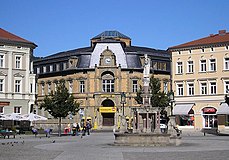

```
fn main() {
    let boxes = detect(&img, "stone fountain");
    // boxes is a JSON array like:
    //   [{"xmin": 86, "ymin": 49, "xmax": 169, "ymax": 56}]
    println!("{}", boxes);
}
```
[{"xmin": 114, "ymin": 54, "xmax": 181, "ymax": 146}]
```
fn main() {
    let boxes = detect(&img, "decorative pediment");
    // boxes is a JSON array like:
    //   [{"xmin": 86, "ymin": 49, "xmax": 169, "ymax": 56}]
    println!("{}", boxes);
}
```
[
  {"xmin": 0, "ymin": 71, "xmax": 7, "ymax": 76},
  {"xmin": 14, "ymin": 72, "xmax": 24, "ymax": 78}
]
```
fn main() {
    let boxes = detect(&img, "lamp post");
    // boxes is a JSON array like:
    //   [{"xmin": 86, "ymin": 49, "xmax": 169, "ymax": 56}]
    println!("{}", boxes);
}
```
[
  {"xmin": 121, "ymin": 92, "xmax": 126, "ymax": 116},
  {"xmin": 169, "ymin": 91, "xmax": 174, "ymax": 116},
  {"xmin": 120, "ymin": 92, "xmax": 127, "ymax": 133}
]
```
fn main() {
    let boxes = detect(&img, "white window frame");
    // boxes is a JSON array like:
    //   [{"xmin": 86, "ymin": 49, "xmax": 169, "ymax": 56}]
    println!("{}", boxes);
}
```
[
  {"xmin": 69, "ymin": 81, "xmax": 73, "ymax": 93},
  {"xmin": 80, "ymin": 81, "xmax": 85, "ymax": 93},
  {"xmin": 163, "ymin": 81, "xmax": 168, "ymax": 94},
  {"xmin": 0, "ymin": 79, "xmax": 4, "ymax": 92},
  {"xmin": 176, "ymin": 61, "xmax": 183, "ymax": 74},
  {"xmin": 15, "ymin": 56, "xmax": 21, "ymax": 69},
  {"xmin": 176, "ymin": 83, "xmax": 184, "ymax": 96},
  {"xmin": 41, "ymin": 83, "xmax": 45, "ymax": 95},
  {"xmin": 43, "ymin": 66, "xmax": 46, "ymax": 73},
  {"xmin": 36, "ymin": 67, "xmax": 40, "ymax": 74},
  {"xmin": 187, "ymin": 61, "xmax": 194, "ymax": 73},
  {"xmin": 15, "ymin": 80, "xmax": 21, "ymax": 93},
  {"xmin": 200, "ymin": 60, "xmax": 207, "ymax": 72},
  {"xmin": 48, "ymin": 83, "xmax": 51, "ymax": 94},
  {"xmin": 224, "ymin": 58, "xmax": 229, "ymax": 70},
  {"xmin": 50, "ymin": 65, "xmax": 53, "ymax": 72},
  {"xmin": 209, "ymin": 59, "xmax": 216, "ymax": 71},
  {"xmin": 187, "ymin": 82, "xmax": 194, "ymax": 96},
  {"xmin": 102, "ymin": 79, "xmax": 114, "ymax": 92},
  {"xmin": 209, "ymin": 81, "xmax": 216, "ymax": 95},
  {"xmin": 224, "ymin": 81, "xmax": 229, "ymax": 94},
  {"xmin": 14, "ymin": 106, "xmax": 21, "ymax": 114},
  {"xmin": 0, "ymin": 54, "xmax": 4, "ymax": 68},
  {"xmin": 200, "ymin": 82, "xmax": 207, "ymax": 95},
  {"xmin": 132, "ymin": 80, "xmax": 138, "ymax": 93}
]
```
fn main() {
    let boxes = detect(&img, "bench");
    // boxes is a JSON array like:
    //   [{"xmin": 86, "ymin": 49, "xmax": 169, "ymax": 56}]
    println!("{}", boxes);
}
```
[
  {"xmin": 0, "ymin": 130, "xmax": 16, "ymax": 139},
  {"xmin": 202, "ymin": 128, "xmax": 219, "ymax": 136}
]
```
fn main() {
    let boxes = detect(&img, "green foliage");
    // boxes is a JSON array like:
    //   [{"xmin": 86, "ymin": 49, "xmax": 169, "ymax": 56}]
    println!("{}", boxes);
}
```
[
  {"xmin": 135, "ymin": 76, "xmax": 170, "ymax": 109},
  {"xmin": 40, "ymin": 81, "xmax": 80, "ymax": 118}
]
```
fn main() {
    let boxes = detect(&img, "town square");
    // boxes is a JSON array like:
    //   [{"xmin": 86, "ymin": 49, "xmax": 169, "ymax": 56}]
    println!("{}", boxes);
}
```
[{"xmin": 1, "ymin": 0, "xmax": 229, "ymax": 159}]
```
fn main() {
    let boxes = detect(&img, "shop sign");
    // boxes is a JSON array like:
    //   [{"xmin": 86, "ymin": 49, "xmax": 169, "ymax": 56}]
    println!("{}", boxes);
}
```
[
  {"xmin": 99, "ymin": 107, "xmax": 116, "ymax": 113},
  {"xmin": 0, "ymin": 102, "xmax": 10, "ymax": 106},
  {"xmin": 203, "ymin": 108, "xmax": 216, "ymax": 113},
  {"xmin": 101, "ymin": 95, "xmax": 115, "ymax": 98}
]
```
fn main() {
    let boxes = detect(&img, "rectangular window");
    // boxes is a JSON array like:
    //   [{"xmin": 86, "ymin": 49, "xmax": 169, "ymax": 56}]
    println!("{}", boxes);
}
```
[
  {"xmin": 15, "ymin": 80, "xmax": 21, "ymax": 93},
  {"xmin": 37, "ymin": 67, "xmax": 40, "ymax": 74},
  {"xmin": 69, "ymin": 81, "xmax": 73, "ymax": 93},
  {"xmin": 210, "ymin": 82, "xmax": 216, "ymax": 94},
  {"xmin": 201, "ymin": 48, "xmax": 205, "ymax": 53},
  {"xmin": 188, "ymin": 83, "xmax": 194, "ymax": 96},
  {"xmin": 209, "ymin": 59, "xmax": 216, "ymax": 71},
  {"xmin": 80, "ymin": 81, "xmax": 85, "ymax": 93},
  {"xmin": 200, "ymin": 60, "xmax": 206, "ymax": 72},
  {"xmin": 187, "ymin": 61, "xmax": 194, "ymax": 73},
  {"xmin": 0, "ymin": 107, "xmax": 3, "ymax": 114},
  {"xmin": 226, "ymin": 46, "xmax": 229, "ymax": 50},
  {"xmin": 177, "ymin": 62, "xmax": 183, "ymax": 74},
  {"xmin": 43, "ymin": 66, "xmax": 46, "ymax": 73},
  {"xmin": 224, "ymin": 58, "xmax": 229, "ymax": 70},
  {"xmin": 0, "ymin": 55, "xmax": 4, "ymax": 68},
  {"xmin": 211, "ymin": 47, "xmax": 214, "ymax": 52},
  {"xmin": 225, "ymin": 81, "xmax": 229, "ymax": 93},
  {"xmin": 201, "ymin": 82, "xmax": 207, "ymax": 95},
  {"xmin": 14, "ymin": 106, "xmax": 21, "ymax": 113},
  {"xmin": 48, "ymin": 83, "xmax": 51, "ymax": 94},
  {"xmin": 41, "ymin": 83, "xmax": 45, "ymax": 95},
  {"xmin": 177, "ymin": 84, "xmax": 183, "ymax": 96},
  {"xmin": 132, "ymin": 80, "xmax": 138, "ymax": 92},
  {"xmin": 102, "ymin": 80, "xmax": 114, "ymax": 92},
  {"xmin": 163, "ymin": 82, "xmax": 168, "ymax": 93},
  {"xmin": 30, "ymin": 83, "xmax": 33, "ymax": 93},
  {"xmin": 15, "ymin": 56, "xmax": 21, "ymax": 69},
  {"xmin": 50, "ymin": 65, "xmax": 53, "ymax": 72},
  {"xmin": 0, "ymin": 79, "xmax": 3, "ymax": 92}
]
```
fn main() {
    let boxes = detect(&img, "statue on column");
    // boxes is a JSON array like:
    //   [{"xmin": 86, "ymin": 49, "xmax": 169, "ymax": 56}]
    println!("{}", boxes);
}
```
[{"xmin": 143, "ymin": 54, "xmax": 150, "ymax": 93}]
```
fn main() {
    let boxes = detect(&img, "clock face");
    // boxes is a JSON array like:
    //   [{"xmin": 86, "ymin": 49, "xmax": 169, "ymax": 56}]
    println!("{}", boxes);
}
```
[{"xmin": 105, "ymin": 58, "xmax": 111, "ymax": 64}]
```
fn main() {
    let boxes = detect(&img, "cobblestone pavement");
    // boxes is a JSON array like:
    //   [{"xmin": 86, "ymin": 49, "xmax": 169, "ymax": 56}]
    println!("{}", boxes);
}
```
[{"xmin": 0, "ymin": 131, "xmax": 229, "ymax": 160}]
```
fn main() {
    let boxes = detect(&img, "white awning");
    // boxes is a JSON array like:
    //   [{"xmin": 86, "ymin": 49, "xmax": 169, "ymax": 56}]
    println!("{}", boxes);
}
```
[
  {"xmin": 173, "ymin": 103, "xmax": 194, "ymax": 115},
  {"xmin": 216, "ymin": 103, "xmax": 229, "ymax": 114}
]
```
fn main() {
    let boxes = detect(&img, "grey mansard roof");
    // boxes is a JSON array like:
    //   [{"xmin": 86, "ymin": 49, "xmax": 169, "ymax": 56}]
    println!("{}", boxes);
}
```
[{"xmin": 33, "ymin": 31, "xmax": 171, "ymax": 72}]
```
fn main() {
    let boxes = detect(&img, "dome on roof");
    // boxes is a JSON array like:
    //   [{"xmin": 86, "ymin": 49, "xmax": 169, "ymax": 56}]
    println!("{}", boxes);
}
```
[
  {"xmin": 92, "ymin": 30, "xmax": 130, "ymax": 39},
  {"xmin": 91, "ymin": 30, "xmax": 131, "ymax": 47}
]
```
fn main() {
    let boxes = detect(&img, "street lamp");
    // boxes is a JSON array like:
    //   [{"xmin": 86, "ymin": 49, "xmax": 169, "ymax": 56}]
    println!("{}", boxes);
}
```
[
  {"xmin": 168, "ymin": 91, "xmax": 174, "ymax": 116},
  {"xmin": 121, "ymin": 92, "xmax": 126, "ymax": 116}
]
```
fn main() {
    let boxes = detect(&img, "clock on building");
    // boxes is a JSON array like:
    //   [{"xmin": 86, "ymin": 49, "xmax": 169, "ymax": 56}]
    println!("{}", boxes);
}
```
[{"xmin": 105, "ymin": 58, "xmax": 111, "ymax": 64}]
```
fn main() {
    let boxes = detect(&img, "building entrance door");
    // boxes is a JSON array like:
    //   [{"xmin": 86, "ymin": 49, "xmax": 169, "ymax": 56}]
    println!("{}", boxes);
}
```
[
  {"xmin": 202, "ymin": 107, "xmax": 217, "ymax": 128},
  {"xmin": 102, "ymin": 113, "xmax": 114, "ymax": 126}
]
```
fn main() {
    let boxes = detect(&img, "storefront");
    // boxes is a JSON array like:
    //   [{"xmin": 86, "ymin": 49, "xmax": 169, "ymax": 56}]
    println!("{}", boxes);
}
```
[
  {"xmin": 202, "ymin": 107, "xmax": 217, "ymax": 128},
  {"xmin": 99, "ymin": 107, "xmax": 116, "ymax": 126}
]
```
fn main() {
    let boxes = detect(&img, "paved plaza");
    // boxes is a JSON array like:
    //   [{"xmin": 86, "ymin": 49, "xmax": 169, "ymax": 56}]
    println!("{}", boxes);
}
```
[{"xmin": 0, "ymin": 131, "xmax": 229, "ymax": 160}]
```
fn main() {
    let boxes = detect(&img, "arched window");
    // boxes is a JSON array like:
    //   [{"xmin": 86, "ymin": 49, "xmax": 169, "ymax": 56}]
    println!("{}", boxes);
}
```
[{"xmin": 101, "ymin": 71, "xmax": 114, "ymax": 92}]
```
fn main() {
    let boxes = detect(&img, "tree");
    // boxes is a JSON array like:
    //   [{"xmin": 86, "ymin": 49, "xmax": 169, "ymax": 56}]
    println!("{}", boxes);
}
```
[
  {"xmin": 135, "ymin": 76, "xmax": 170, "ymax": 112},
  {"xmin": 40, "ymin": 80, "xmax": 80, "ymax": 136}
]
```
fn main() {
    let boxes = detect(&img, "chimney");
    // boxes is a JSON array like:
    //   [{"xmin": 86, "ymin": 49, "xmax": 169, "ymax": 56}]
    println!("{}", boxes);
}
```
[
  {"xmin": 219, "ymin": 30, "xmax": 226, "ymax": 35},
  {"xmin": 209, "ymin": 34, "xmax": 214, "ymax": 37}
]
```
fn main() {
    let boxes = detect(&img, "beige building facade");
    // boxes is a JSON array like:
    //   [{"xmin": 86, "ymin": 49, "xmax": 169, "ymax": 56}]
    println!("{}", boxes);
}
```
[
  {"xmin": 34, "ymin": 31, "xmax": 171, "ymax": 130},
  {"xmin": 0, "ymin": 28, "xmax": 37, "ymax": 116},
  {"xmin": 169, "ymin": 30, "xmax": 229, "ymax": 131}
]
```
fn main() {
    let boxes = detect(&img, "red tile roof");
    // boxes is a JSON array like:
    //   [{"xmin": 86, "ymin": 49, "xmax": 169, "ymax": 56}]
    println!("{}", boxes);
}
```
[
  {"xmin": 0, "ymin": 28, "xmax": 36, "ymax": 47},
  {"xmin": 169, "ymin": 30, "xmax": 229, "ymax": 50}
]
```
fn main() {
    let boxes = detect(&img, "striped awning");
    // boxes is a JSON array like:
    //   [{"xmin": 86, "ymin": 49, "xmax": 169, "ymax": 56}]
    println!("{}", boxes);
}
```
[
  {"xmin": 216, "ymin": 103, "xmax": 229, "ymax": 114},
  {"xmin": 173, "ymin": 103, "xmax": 194, "ymax": 115}
]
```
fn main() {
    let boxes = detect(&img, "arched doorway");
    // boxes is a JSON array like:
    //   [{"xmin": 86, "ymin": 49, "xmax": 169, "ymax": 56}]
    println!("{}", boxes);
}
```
[
  {"xmin": 100, "ymin": 99, "xmax": 115, "ymax": 126},
  {"xmin": 202, "ymin": 107, "xmax": 217, "ymax": 128}
]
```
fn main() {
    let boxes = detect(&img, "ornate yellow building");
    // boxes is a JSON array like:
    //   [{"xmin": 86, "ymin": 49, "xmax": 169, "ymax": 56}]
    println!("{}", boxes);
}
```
[{"xmin": 34, "ymin": 31, "xmax": 171, "ymax": 130}]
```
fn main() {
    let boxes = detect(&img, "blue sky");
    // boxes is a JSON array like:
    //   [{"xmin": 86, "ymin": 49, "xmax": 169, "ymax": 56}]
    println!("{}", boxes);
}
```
[{"xmin": 1, "ymin": 0, "xmax": 229, "ymax": 57}]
